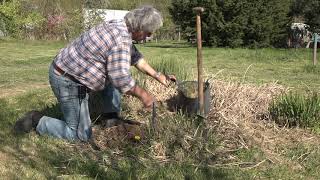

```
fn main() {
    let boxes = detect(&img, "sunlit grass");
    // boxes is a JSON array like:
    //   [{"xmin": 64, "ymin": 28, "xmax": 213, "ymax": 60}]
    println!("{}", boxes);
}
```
[
  {"xmin": 138, "ymin": 42, "xmax": 319, "ymax": 93},
  {"xmin": 1, "ymin": 40, "xmax": 320, "ymax": 179},
  {"xmin": 269, "ymin": 92, "xmax": 320, "ymax": 129}
]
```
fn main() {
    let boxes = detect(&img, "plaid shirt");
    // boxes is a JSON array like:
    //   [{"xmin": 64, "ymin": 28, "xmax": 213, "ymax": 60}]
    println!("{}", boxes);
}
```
[{"xmin": 53, "ymin": 20, "xmax": 143, "ymax": 93}]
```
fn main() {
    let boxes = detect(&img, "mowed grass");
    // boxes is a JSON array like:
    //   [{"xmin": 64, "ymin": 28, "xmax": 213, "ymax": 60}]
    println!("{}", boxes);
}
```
[
  {"xmin": 140, "ymin": 42, "xmax": 319, "ymax": 93},
  {"xmin": 0, "ymin": 39, "xmax": 320, "ymax": 179},
  {"xmin": 0, "ymin": 39, "xmax": 319, "ymax": 96},
  {"xmin": 0, "ymin": 40, "xmax": 63, "ymax": 96}
]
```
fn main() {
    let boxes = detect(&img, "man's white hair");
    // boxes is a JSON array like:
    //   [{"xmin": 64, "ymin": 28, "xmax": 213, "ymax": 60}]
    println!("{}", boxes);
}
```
[{"xmin": 124, "ymin": 6, "xmax": 163, "ymax": 33}]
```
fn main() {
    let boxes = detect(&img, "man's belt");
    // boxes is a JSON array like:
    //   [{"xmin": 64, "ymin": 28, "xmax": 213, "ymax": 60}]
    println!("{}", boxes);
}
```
[{"xmin": 53, "ymin": 63, "xmax": 82, "ymax": 84}]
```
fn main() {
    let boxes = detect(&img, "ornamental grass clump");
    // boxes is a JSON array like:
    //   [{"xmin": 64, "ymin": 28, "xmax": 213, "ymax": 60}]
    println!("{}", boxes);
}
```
[{"xmin": 269, "ymin": 92, "xmax": 320, "ymax": 129}]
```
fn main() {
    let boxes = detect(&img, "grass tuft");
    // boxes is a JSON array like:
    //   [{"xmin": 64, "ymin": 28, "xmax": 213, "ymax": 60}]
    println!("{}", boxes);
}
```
[{"xmin": 269, "ymin": 92, "xmax": 320, "ymax": 129}]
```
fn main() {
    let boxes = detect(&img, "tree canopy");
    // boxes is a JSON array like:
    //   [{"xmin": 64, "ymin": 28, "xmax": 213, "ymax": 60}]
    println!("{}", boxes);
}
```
[
  {"xmin": 170, "ymin": 0, "xmax": 292, "ymax": 47},
  {"xmin": 290, "ymin": 0, "xmax": 320, "ymax": 33},
  {"xmin": 1, "ymin": 0, "xmax": 319, "ymax": 45}
]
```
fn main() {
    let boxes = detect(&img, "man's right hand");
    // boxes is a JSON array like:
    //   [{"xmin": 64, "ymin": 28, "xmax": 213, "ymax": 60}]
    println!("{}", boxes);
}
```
[
  {"xmin": 126, "ymin": 85, "xmax": 154, "ymax": 109},
  {"xmin": 141, "ymin": 93, "xmax": 154, "ymax": 109}
]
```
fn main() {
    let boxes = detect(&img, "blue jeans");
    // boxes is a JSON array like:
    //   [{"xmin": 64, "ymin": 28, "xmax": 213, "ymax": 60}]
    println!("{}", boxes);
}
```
[{"xmin": 36, "ymin": 63, "xmax": 121, "ymax": 141}]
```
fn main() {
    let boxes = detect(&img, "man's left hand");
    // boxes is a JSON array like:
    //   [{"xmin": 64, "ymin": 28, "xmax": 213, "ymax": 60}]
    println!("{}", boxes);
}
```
[
  {"xmin": 165, "ymin": 74, "xmax": 176, "ymax": 85},
  {"xmin": 156, "ymin": 73, "xmax": 176, "ymax": 87}
]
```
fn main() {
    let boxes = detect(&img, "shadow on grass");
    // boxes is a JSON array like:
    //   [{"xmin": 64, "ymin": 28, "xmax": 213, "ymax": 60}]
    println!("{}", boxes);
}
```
[
  {"xmin": 0, "ymin": 91, "xmax": 231, "ymax": 179},
  {"xmin": 0, "ymin": 96, "xmax": 101, "ymax": 178}
]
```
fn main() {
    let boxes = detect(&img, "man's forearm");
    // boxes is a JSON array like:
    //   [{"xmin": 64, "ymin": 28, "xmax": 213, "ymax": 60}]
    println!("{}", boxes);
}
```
[
  {"xmin": 135, "ymin": 58, "xmax": 168, "ymax": 84},
  {"xmin": 126, "ymin": 85, "xmax": 146, "ymax": 98},
  {"xmin": 135, "ymin": 59, "xmax": 158, "ymax": 77},
  {"xmin": 126, "ymin": 85, "xmax": 153, "ymax": 107}
]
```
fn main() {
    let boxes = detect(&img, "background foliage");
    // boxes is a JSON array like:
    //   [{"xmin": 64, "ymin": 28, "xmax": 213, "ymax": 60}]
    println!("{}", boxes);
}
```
[
  {"xmin": 290, "ymin": 0, "xmax": 320, "ymax": 33},
  {"xmin": 0, "ymin": 0, "xmax": 44, "ymax": 38},
  {"xmin": 170, "ymin": 0, "xmax": 292, "ymax": 47},
  {"xmin": 0, "ymin": 0, "xmax": 319, "ymax": 47}
]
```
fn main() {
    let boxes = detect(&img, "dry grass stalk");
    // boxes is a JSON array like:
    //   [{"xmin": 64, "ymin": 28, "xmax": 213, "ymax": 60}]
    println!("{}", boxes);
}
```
[
  {"xmin": 150, "ymin": 141, "xmax": 167, "ymax": 161},
  {"xmin": 206, "ymin": 80, "xmax": 284, "ymax": 154},
  {"xmin": 89, "ymin": 77, "xmax": 320, "ymax": 169},
  {"xmin": 90, "ymin": 77, "xmax": 177, "ymax": 150},
  {"xmin": 207, "ymin": 79, "xmax": 320, "ymax": 167},
  {"xmin": 92, "ymin": 123, "xmax": 146, "ymax": 149}
]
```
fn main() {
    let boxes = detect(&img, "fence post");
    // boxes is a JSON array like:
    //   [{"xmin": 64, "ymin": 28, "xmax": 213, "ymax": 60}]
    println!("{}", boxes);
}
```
[{"xmin": 313, "ymin": 33, "xmax": 318, "ymax": 66}]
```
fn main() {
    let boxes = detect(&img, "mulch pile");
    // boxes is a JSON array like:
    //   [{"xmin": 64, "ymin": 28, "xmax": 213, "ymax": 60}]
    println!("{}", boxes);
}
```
[{"xmin": 88, "ymin": 77, "xmax": 320, "ymax": 169}]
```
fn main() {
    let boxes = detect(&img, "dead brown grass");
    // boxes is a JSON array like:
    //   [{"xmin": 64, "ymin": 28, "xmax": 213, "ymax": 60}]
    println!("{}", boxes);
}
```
[
  {"xmin": 91, "ymin": 77, "xmax": 320, "ymax": 169},
  {"xmin": 208, "ymin": 80, "xmax": 287, "ymax": 151},
  {"xmin": 91, "ymin": 78, "xmax": 177, "ymax": 151},
  {"xmin": 206, "ymin": 79, "xmax": 320, "ymax": 168}
]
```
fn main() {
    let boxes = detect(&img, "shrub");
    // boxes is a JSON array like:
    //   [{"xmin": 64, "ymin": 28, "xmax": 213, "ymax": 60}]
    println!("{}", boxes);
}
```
[
  {"xmin": 61, "ymin": 9, "xmax": 85, "ymax": 41},
  {"xmin": 0, "ymin": 0, "xmax": 45, "ymax": 38},
  {"xmin": 269, "ymin": 92, "xmax": 320, "ymax": 129}
]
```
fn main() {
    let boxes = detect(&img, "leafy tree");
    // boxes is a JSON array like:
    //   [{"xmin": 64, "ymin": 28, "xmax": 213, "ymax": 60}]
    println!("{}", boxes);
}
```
[
  {"xmin": 289, "ymin": 0, "xmax": 307, "ymax": 19},
  {"xmin": 303, "ymin": 0, "xmax": 320, "ymax": 33},
  {"xmin": 170, "ymin": 0, "xmax": 223, "ymax": 46},
  {"xmin": 243, "ymin": 0, "xmax": 291, "ymax": 48},
  {"xmin": 170, "ymin": 0, "xmax": 292, "ymax": 47},
  {"xmin": 216, "ymin": 0, "xmax": 247, "ymax": 47},
  {"xmin": 269, "ymin": 0, "xmax": 292, "ymax": 47},
  {"xmin": 0, "ymin": 0, "xmax": 44, "ymax": 38},
  {"xmin": 289, "ymin": 0, "xmax": 320, "ymax": 33}
]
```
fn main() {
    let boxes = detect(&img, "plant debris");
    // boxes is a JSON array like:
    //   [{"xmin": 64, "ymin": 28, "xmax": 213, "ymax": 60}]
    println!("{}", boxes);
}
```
[{"xmin": 86, "ymin": 77, "xmax": 320, "ymax": 170}]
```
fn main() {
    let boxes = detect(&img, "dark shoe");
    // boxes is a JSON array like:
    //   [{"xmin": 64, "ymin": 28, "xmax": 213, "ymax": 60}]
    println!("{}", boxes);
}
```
[
  {"xmin": 14, "ymin": 110, "xmax": 43, "ymax": 134},
  {"xmin": 102, "ymin": 112, "xmax": 119, "ymax": 119},
  {"xmin": 98, "ymin": 112, "xmax": 120, "ymax": 127},
  {"xmin": 93, "ymin": 112, "xmax": 118, "ymax": 123},
  {"xmin": 104, "ymin": 118, "xmax": 120, "ymax": 128},
  {"xmin": 102, "ymin": 113, "xmax": 142, "ymax": 127},
  {"xmin": 93, "ymin": 112, "xmax": 123, "ymax": 127}
]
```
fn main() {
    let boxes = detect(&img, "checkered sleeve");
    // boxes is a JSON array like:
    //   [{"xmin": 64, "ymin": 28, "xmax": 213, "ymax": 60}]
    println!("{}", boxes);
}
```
[
  {"xmin": 131, "ymin": 44, "xmax": 143, "ymax": 65},
  {"xmin": 107, "ymin": 42, "xmax": 135, "ymax": 93}
]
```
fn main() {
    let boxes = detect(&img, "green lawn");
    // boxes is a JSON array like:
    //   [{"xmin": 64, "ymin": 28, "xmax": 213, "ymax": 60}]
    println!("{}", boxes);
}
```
[
  {"xmin": 140, "ymin": 42, "xmax": 319, "ymax": 93},
  {"xmin": 0, "ymin": 39, "xmax": 319, "ymax": 179},
  {"xmin": 0, "ymin": 40, "xmax": 318, "ymax": 96}
]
